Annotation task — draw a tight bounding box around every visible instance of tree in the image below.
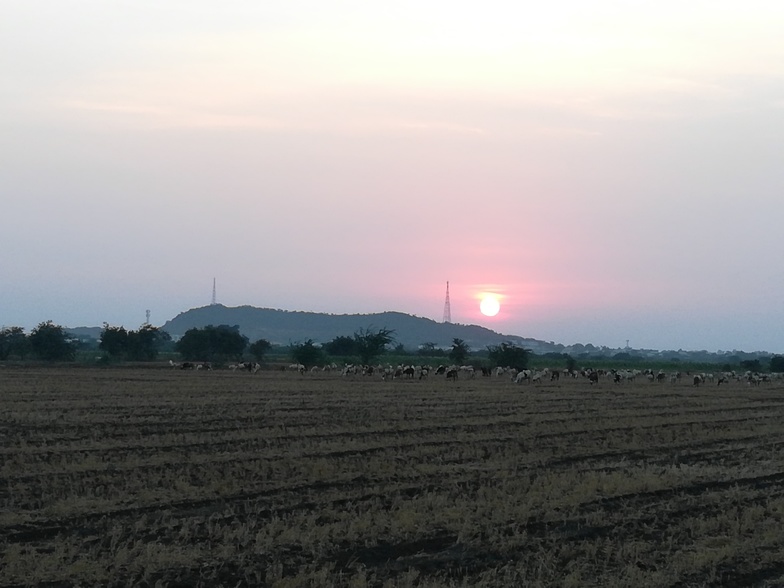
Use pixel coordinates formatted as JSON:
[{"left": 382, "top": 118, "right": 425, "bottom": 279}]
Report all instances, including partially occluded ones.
[
  {"left": 487, "top": 342, "right": 530, "bottom": 371},
  {"left": 127, "top": 325, "right": 170, "bottom": 361},
  {"left": 29, "top": 321, "right": 76, "bottom": 361},
  {"left": 99, "top": 324, "right": 128, "bottom": 359},
  {"left": 354, "top": 327, "right": 395, "bottom": 365},
  {"left": 323, "top": 335, "right": 357, "bottom": 357},
  {"left": 417, "top": 342, "right": 445, "bottom": 357},
  {"left": 290, "top": 339, "right": 323, "bottom": 368},
  {"left": 249, "top": 338, "right": 272, "bottom": 362},
  {"left": 100, "top": 324, "right": 170, "bottom": 361},
  {"left": 770, "top": 355, "right": 784, "bottom": 373},
  {"left": 740, "top": 359, "right": 762, "bottom": 373},
  {"left": 0, "top": 326, "right": 29, "bottom": 360},
  {"left": 175, "top": 325, "right": 247, "bottom": 362},
  {"left": 449, "top": 338, "right": 470, "bottom": 364}
]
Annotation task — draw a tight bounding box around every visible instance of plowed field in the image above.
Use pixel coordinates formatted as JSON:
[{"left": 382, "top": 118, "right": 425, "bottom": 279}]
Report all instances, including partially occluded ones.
[{"left": 2, "top": 367, "right": 784, "bottom": 587}]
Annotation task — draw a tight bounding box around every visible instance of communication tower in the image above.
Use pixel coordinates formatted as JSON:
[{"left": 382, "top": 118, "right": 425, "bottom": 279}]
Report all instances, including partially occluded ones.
[
  {"left": 145, "top": 310, "right": 151, "bottom": 325},
  {"left": 211, "top": 278, "right": 217, "bottom": 306},
  {"left": 442, "top": 281, "right": 452, "bottom": 323}
]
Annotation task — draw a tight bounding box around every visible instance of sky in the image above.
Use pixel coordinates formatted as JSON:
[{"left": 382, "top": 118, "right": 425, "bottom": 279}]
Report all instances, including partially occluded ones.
[{"left": 2, "top": 1, "right": 784, "bottom": 352}]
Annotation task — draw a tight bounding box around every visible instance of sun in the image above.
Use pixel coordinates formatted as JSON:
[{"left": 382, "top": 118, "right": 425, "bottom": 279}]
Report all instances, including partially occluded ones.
[{"left": 479, "top": 294, "right": 501, "bottom": 317}]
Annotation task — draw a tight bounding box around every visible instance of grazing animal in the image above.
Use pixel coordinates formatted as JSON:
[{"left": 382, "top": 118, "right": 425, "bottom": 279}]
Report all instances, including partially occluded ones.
[
  {"left": 445, "top": 367, "right": 459, "bottom": 380},
  {"left": 747, "top": 374, "right": 763, "bottom": 386},
  {"left": 180, "top": 362, "right": 195, "bottom": 370}
]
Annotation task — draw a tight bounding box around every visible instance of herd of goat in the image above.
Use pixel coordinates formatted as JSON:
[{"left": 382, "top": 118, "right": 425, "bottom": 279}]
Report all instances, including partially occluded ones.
[{"left": 168, "top": 360, "right": 778, "bottom": 386}]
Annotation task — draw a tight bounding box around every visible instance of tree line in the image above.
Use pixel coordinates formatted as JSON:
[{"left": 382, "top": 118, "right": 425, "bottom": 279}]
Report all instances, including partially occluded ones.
[
  {"left": 6, "top": 321, "right": 784, "bottom": 373},
  {"left": 175, "top": 325, "right": 532, "bottom": 370},
  {"left": 173, "top": 325, "right": 400, "bottom": 367},
  {"left": 0, "top": 322, "right": 536, "bottom": 370},
  {"left": 0, "top": 322, "right": 172, "bottom": 362},
  {"left": 0, "top": 322, "right": 80, "bottom": 361}
]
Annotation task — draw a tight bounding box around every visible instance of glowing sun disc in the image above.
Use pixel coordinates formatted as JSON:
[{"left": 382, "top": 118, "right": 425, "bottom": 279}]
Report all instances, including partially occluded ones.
[{"left": 480, "top": 295, "right": 500, "bottom": 317}]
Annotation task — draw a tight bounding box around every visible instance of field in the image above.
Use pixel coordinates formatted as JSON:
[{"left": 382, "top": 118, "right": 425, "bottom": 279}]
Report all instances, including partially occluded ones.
[{"left": 2, "top": 366, "right": 784, "bottom": 587}]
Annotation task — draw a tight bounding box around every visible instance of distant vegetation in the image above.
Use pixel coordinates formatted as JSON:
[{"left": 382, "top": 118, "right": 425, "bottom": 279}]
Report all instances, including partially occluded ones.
[
  {"left": 2, "top": 320, "right": 783, "bottom": 373},
  {"left": 175, "top": 325, "right": 247, "bottom": 362},
  {"left": 1, "top": 322, "right": 170, "bottom": 363},
  {"left": 99, "top": 324, "right": 171, "bottom": 362}
]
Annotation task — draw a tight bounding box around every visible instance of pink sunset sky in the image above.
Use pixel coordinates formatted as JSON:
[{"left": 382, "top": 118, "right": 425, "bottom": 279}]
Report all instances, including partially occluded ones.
[{"left": 2, "top": 2, "right": 784, "bottom": 352}]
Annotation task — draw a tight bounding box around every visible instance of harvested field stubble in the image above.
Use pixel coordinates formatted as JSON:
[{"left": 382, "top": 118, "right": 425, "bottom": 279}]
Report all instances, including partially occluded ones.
[{"left": 2, "top": 367, "right": 784, "bottom": 586}]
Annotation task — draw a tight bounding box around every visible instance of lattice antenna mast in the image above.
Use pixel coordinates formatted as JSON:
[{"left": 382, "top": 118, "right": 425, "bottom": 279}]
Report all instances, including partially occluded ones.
[
  {"left": 211, "top": 278, "right": 217, "bottom": 306},
  {"left": 442, "top": 281, "right": 452, "bottom": 323}
]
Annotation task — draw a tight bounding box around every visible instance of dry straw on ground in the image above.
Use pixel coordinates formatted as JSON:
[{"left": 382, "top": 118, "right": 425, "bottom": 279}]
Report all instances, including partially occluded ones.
[{"left": 2, "top": 366, "right": 784, "bottom": 587}]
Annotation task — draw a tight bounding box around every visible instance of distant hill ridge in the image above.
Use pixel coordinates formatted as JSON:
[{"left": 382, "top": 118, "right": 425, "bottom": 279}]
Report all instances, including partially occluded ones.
[
  {"left": 160, "top": 304, "right": 551, "bottom": 351},
  {"left": 66, "top": 305, "right": 778, "bottom": 361}
]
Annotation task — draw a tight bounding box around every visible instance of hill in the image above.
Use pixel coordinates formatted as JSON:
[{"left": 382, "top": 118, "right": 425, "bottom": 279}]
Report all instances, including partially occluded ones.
[
  {"left": 61, "top": 306, "right": 778, "bottom": 364},
  {"left": 160, "top": 304, "right": 554, "bottom": 352}
]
